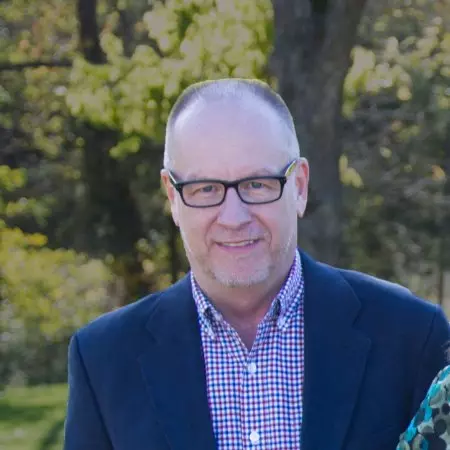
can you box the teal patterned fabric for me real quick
[397,365,450,450]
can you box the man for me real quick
[64,79,450,450]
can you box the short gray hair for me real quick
[163,78,300,168]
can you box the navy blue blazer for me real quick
[64,252,450,450]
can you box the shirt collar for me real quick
[191,249,303,330]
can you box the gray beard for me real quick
[180,227,296,289]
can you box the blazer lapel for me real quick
[138,276,216,450]
[300,253,371,450]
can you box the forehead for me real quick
[170,98,290,177]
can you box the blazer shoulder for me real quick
[77,291,161,339]
[338,267,439,315]
[73,275,192,357]
[72,291,165,365]
[337,268,450,379]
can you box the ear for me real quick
[294,158,309,218]
[161,169,180,226]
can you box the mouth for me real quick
[216,239,260,249]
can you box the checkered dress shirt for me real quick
[191,250,305,449]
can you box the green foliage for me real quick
[339,155,364,189]
[0,226,112,386]
[0,157,110,387]
[0,384,67,450]
[342,0,450,293]
[0,167,29,227]
[1,228,111,336]
[0,167,26,194]
[66,0,273,155]
[0,0,77,156]
[0,0,77,59]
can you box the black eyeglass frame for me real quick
[167,159,298,208]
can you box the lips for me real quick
[219,240,257,247]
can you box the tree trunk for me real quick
[270,0,368,265]
[77,0,105,64]
[76,0,147,303]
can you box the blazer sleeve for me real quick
[64,333,113,450]
[412,305,450,416]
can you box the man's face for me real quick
[162,99,309,289]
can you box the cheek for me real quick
[253,211,284,238]
[178,210,214,244]
[259,202,297,241]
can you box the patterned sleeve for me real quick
[397,365,450,450]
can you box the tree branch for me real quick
[145,36,165,58]
[0,59,73,71]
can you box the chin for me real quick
[211,266,272,288]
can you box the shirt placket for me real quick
[242,317,278,449]
[205,318,244,449]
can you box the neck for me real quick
[205,282,282,351]
[194,264,293,349]
[208,282,279,319]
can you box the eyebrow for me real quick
[181,166,278,181]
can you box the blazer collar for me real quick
[138,276,216,450]
[300,252,371,450]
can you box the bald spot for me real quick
[165,94,299,169]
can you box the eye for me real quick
[199,184,217,193]
[188,183,221,196]
[249,181,264,189]
[241,179,276,191]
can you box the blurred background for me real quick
[0,0,449,448]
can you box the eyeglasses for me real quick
[167,159,298,208]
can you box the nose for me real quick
[216,187,252,228]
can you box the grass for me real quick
[0,384,68,450]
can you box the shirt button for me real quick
[247,362,257,374]
[249,430,260,444]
